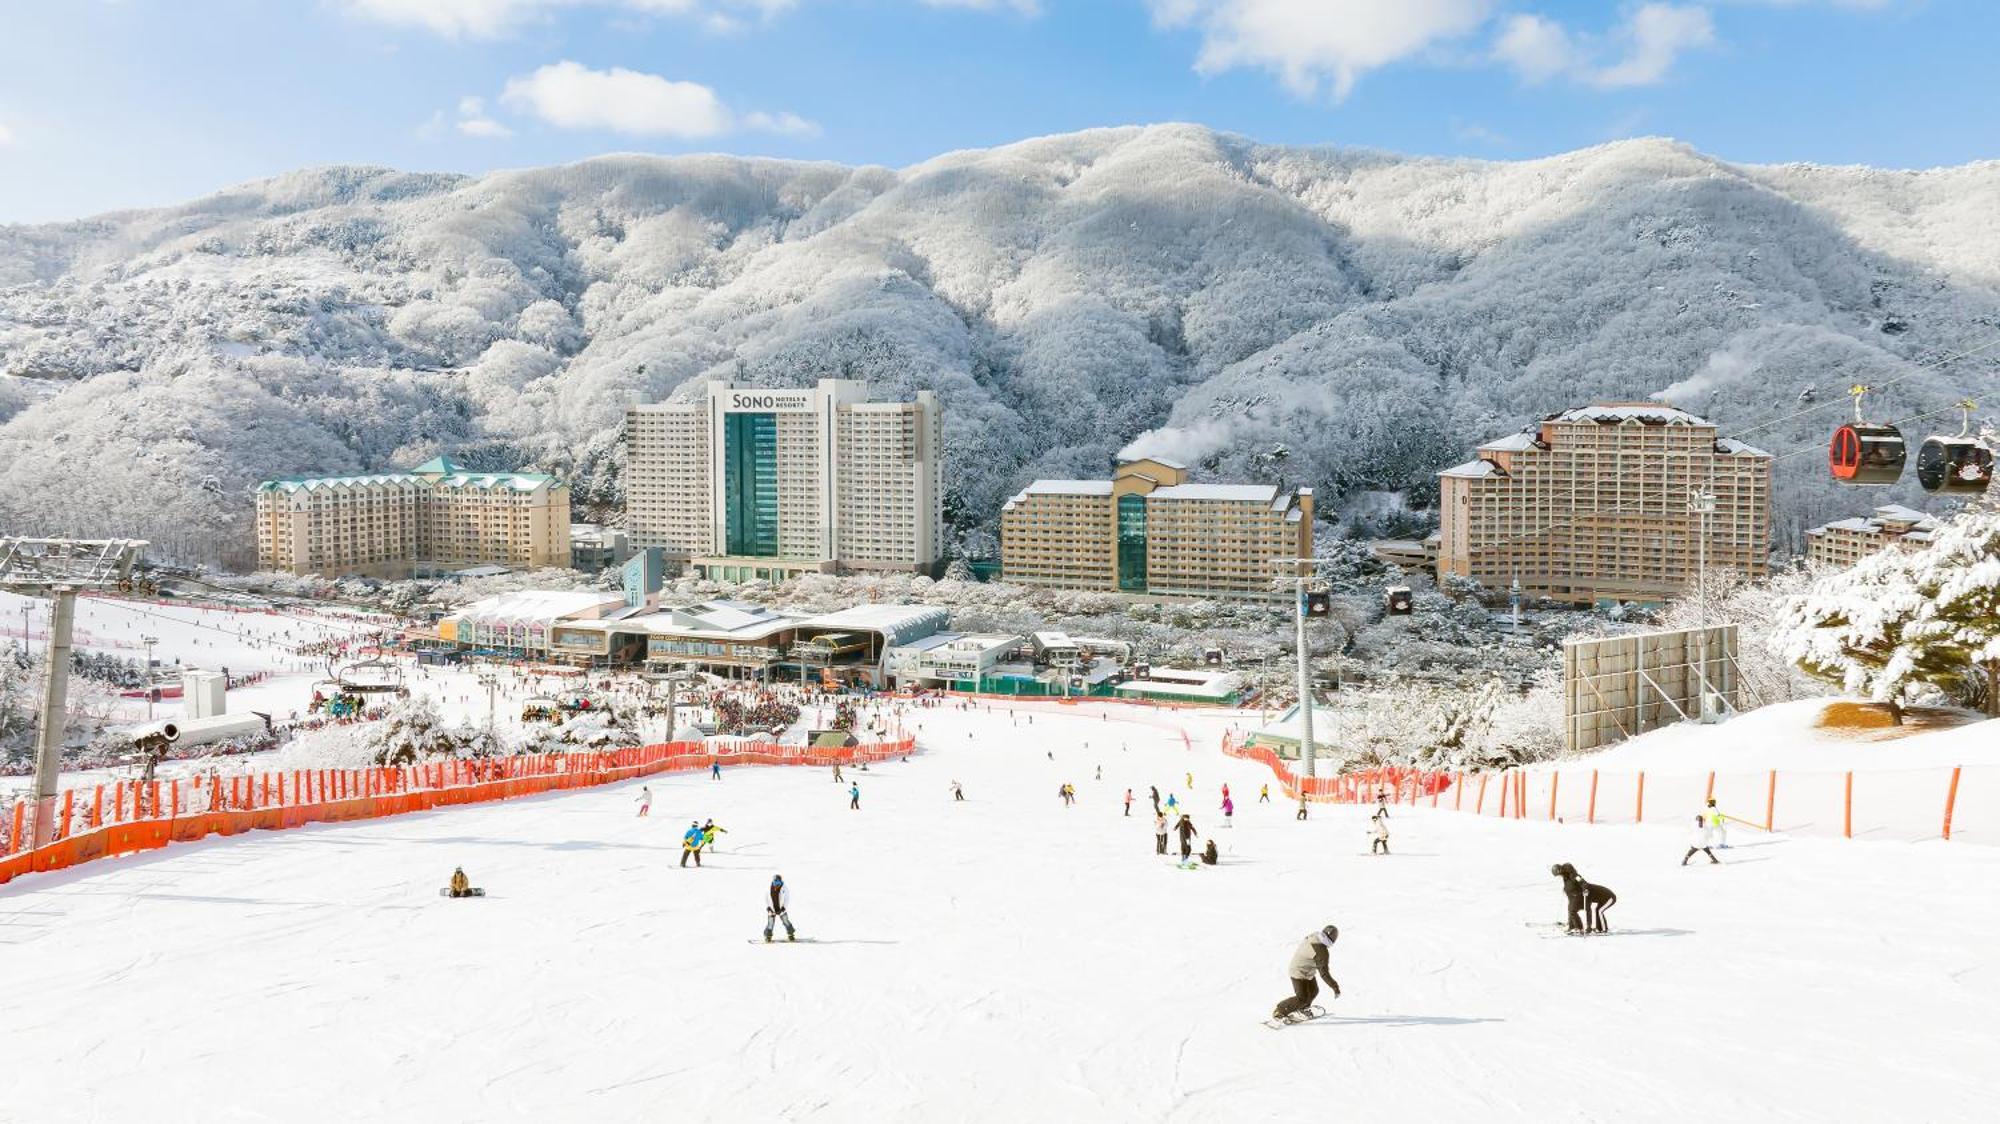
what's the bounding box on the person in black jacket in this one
[1553,863,1587,933]
[1552,863,1618,933]
[1174,813,1199,861]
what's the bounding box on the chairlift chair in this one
[1829,385,1906,485]
[1915,400,1993,495]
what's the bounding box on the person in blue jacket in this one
[849,783,861,810]
[680,820,706,867]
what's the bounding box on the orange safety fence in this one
[1219,733,1994,844]
[0,735,916,888]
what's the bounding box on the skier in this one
[1222,794,1235,827]
[681,821,706,867]
[711,758,722,781]
[1259,784,1270,804]
[1705,798,1729,848]
[1149,785,1162,816]
[1221,783,1230,803]
[1165,793,1180,818]
[763,875,797,943]
[1123,789,1133,817]
[952,780,965,801]
[1154,811,1169,856]
[1272,925,1341,1022]
[1683,814,1722,866]
[1586,877,1617,933]
[1185,771,1194,789]
[832,763,844,784]
[849,783,861,811]
[1095,765,1103,781]
[1175,813,1199,862]
[1369,808,1390,855]
[1553,863,1585,932]
[635,785,652,818]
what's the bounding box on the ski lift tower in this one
[0,537,148,848]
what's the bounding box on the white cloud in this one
[919,0,1040,13]
[455,96,513,139]
[743,110,823,137]
[1150,0,1494,101]
[1492,13,1574,84]
[1589,3,1716,88]
[1449,118,1509,147]
[500,60,815,140]
[0,121,13,147]
[343,0,798,39]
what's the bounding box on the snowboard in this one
[439,887,486,898]
[1263,1005,1328,1030]
[747,936,811,944]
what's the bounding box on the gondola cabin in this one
[1385,586,1414,616]
[1829,423,1905,485]
[1915,437,1994,494]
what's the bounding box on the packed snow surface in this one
[2,698,1994,1121]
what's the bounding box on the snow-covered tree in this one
[1775,508,2000,718]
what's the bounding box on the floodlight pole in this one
[30,588,77,848]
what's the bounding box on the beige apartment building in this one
[1436,403,1772,606]
[1805,504,1938,568]
[1000,458,1313,599]
[625,379,945,580]
[254,456,570,578]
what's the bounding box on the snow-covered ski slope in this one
[3,699,1996,1122]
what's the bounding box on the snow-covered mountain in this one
[3,124,1998,568]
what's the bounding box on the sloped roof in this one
[1546,403,1710,426]
[1478,432,1539,452]
[1440,459,1501,479]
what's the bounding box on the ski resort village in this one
[5,2,2000,1120]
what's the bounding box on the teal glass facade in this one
[1117,493,1148,592]
[724,412,779,557]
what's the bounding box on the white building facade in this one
[626,380,945,580]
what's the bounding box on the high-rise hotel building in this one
[254,457,571,578]
[1001,458,1314,599]
[1436,403,1772,606]
[625,380,945,580]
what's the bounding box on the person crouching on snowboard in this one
[447,867,474,898]
[764,875,796,942]
[1274,925,1341,1021]
[681,821,706,867]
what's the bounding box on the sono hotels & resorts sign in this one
[724,389,815,413]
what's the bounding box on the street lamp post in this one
[142,635,159,721]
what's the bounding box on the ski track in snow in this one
[0,698,1996,1121]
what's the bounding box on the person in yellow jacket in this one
[1705,798,1729,848]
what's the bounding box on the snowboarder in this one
[1095,765,1103,781]
[443,866,482,898]
[952,780,965,801]
[1059,783,1075,807]
[1222,794,1235,827]
[832,763,844,783]
[711,758,722,780]
[681,822,706,867]
[1259,784,1270,804]
[1273,926,1341,1022]
[1149,785,1161,816]
[701,818,728,852]
[1682,814,1721,866]
[1369,808,1390,855]
[764,875,796,942]
[1175,813,1199,861]
[635,785,652,818]
[1154,811,1169,855]
[1185,771,1194,789]
[1201,839,1219,866]
[1705,798,1729,848]
[849,783,861,810]
[1165,793,1180,817]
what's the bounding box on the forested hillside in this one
[3,124,1996,567]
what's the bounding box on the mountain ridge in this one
[3,123,1997,569]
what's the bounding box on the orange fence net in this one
[0,735,915,888]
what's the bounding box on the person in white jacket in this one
[1683,814,1721,865]
[635,785,651,818]
[764,875,797,942]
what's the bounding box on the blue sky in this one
[0,0,1993,223]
